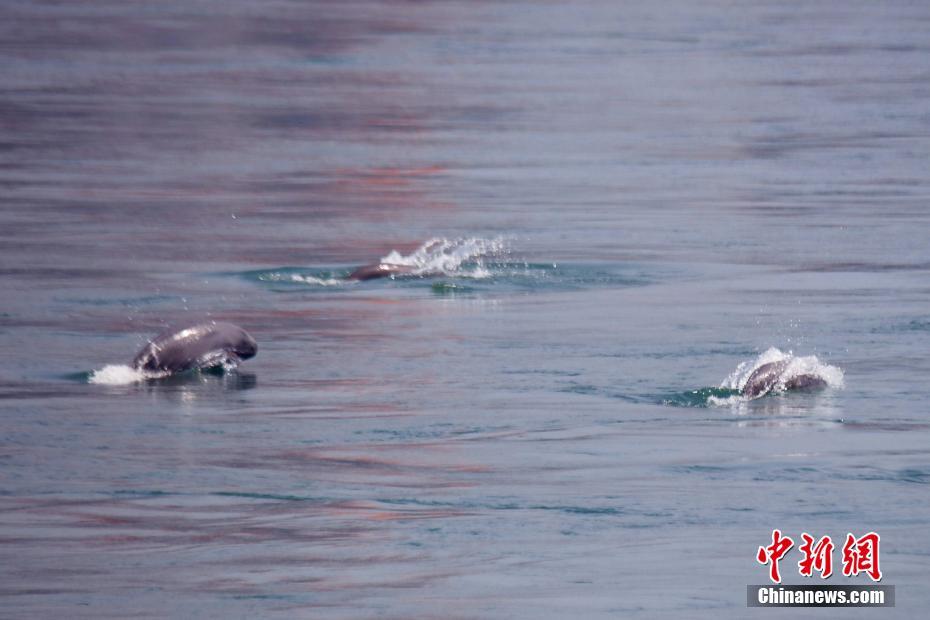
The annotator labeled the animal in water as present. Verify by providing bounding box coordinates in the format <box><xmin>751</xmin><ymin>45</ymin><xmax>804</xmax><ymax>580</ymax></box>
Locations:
<box><xmin>346</xmin><ymin>263</ymin><xmax>419</xmax><ymax>281</ymax></box>
<box><xmin>132</xmin><ymin>322</ymin><xmax>257</xmax><ymax>375</ymax></box>
<box><xmin>741</xmin><ymin>360</ymin><xmax>827</xmax><ymax>399</ymax></box>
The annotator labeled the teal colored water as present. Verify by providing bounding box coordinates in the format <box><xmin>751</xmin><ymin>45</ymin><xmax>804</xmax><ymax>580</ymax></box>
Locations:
<box><xmin>1</xmin><ymin>1</ymin><xmax>929</xmax><ymax>618</ymax></box>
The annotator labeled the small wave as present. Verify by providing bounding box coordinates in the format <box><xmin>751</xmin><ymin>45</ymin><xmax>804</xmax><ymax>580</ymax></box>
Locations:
<box><xmin>872</xmin><ymin>318</ymin><xmax>930</xmax><ymax>334</ymax></box>
<box><xmin>662</xmin><ymin>387</ymin><xmax>741</xmax><ymax>408</ymax></box>
<box><xmin>378</xmin><ymin>236</ymin><xmax>507</xmax><ymax>279</ymax></box>
<box><xmin>430</xmin><ymin>281</ymin><xmax>476</xmax><ymax>295</ymax></box>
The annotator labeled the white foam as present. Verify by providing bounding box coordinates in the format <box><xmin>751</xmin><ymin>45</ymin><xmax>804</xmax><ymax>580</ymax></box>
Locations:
<box><xmin>707</xmin><ymin>393</ymin><xmax>747</xmax><ymax>407</ymax></box>
<box><xmin>88</xmin><ymin>364</ymin><xmax>149</xmax><ymax>385</ymax></box>
<box><xmin>258</xmin><ymin>272</ymin><xmax>345</xmax><ymax>287</ymax></box>
<box><xmin>287</xmin><ymin>274</ymin><xmax>344</xmax><ymax>286</ymax></box>
<box><xmin>720</xmin><ymin>347</ymin><xmax>792</xmax><ymax>391</ymax></box>
<box><xmin>379</xmin><ymin>236</ymin><xmax>507</xmax><ymax>279</ymax></box>
<box><xmin>715</xmin><ymin>347</ymin><xmax>844</xmax><ymax>403</ymax></box>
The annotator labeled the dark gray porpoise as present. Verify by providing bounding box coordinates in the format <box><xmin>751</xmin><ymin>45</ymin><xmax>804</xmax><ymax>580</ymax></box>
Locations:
<box><xmin>741</xmin><ymin>360</ymin><xmax>827</xmax><ymax>399</ymax></box>
<box><xmin>347</xmin><ymin>263</ymin><xmax>418</xmax><ymax>281</ymax></box>
<box><xmin>132</xmin><ymin>322</ymin><xmax>257</xmax><ymax>375</ymax></box>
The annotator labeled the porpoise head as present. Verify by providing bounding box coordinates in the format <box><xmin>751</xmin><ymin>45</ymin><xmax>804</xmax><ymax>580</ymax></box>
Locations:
<box><xmin>783</xmin><ymin>373</ymin><xmax>827</xmax><ymax>392</ymax></box>
<box><xmin>231</xmin><ymin>329</ymin><xmax>258</xmax><ymax>361</ymax></box>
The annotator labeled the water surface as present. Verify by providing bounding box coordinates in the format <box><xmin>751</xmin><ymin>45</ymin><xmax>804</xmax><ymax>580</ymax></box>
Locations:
<box><xmin>2</xmin><ymin>1</ymin><xmax>930</xmax><ymax>617</ymax></box>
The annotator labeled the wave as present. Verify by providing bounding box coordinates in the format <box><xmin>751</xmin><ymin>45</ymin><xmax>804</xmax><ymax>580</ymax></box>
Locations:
<box><xmin>661</xmin><ymin>387</ymin><xmax>742</xmax><ymax>408</ymax></box>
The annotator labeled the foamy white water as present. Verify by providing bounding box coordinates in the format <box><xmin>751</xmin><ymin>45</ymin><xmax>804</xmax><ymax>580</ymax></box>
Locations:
<box><xmin>89</xmin><ymin>359</ymin><xmax>240</xmax><ymax>385</ymax></box>
<box><xmin>379</xmin><ymin>236</ymin><xmax>507</xmax><ymax>278</ymax></box>
<box><xmin>88</xmin><ymin>364</ymin><xmax>149</xmax><ymax>385</ymax></box>
<box><xmin>288</xmin><ymin>274</ymin><xmax>345</xmax><ymax>286</ymax></box>
<box><xmin>256</xmin><ymin>272</ymin><xmax>345</xmax><ymax>286</ymax></box>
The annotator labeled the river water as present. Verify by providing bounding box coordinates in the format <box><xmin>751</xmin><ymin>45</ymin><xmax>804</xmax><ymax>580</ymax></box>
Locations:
<box><xmin>1</xmin><ymin>1</ymin><xmax>929</xmax><ymax>617</ymax></box>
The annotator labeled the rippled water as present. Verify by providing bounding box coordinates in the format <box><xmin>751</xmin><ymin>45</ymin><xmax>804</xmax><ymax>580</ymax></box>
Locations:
<box><xmin>2</xmin><ymin>1</ymin><xmax>929</xmax><ymax>617</ymax></box>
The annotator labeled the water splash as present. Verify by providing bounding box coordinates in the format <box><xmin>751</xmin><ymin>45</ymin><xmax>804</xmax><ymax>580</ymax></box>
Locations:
<box><xmin>219</xmin><ymin>356</ymin><xmax>243</xmax><ymax>373</ymax></box>
<box><xmin>245</xmin><ymin>237</ymin><xmax>509</xmax><ymax>288</ymax></box>
<box><xmin>709</xmin><ymin>347</ymin><xmax>844</xmax><ymax>405</ymax></box>
<box><xmin>88</xmin><ymin>357</ymin><xmax>242</xmax><ymax>385</ymax></box>
<box><xmin>661</xmin><ymin>348</ymin><xmax>844</xmax><ymax>407</ymax></box>
<box><xmin>719</xmin><ymin>347</ymin><xmax>844</xmax><ymax>392</ymax></box>
<box><xmin>88</xmin><ymin>364</ymin><xmax>150</xmax><ymax>385</ymax></box>
<box><xmin>378</xmin><ymin>236</ymin><xmax>508</xmax><ymax>279</ymax></box>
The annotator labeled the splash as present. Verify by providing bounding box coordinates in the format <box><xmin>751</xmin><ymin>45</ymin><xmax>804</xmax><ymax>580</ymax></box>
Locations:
<box><xmin>708</xmin><ymin>347</ymin><xmax>844</xmax><ymax>405</ymax></box>
<box><xmin>88</xmin><ymin>364</ymin><xmax>150</xmax><ymax>385</ymax></box>
<box><xmin>219</xmin><ymin>356</ymin><xmax>243</xmax><ymax>373</ymax></box>
<box><xmin>378</xmin><ymin>236</ymin><xmax>508</xmax><ymax>279</ymax></box>
<box><xmin>706</xmin><ymin>392</ymin><xmax>749</xmax><ymax>407</ymax></box>
<box><xmin>248</xmin><ymin>237</ymin><xmax>509</xmax><ymax>288</ymax></box>
<box><xmin>88</xmin><ymin>358</ymin><xmax>241</xmax><ymax>385</ymax></box>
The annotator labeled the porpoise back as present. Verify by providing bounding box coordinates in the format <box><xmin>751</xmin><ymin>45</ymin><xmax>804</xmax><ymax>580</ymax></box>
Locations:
<box><xmin>741</xmin><ymin>360</ymin><xmax>789</xmax><ymax>398</ymax></box>
<box><xmin>742</xmin><ymin>359</ymin><xmax>828</xmax><ymax>398</ymax></box>
<box><xmin>347</xmin><ymin>263</ymin><xmax>418</xmax><ymax>281</ymax></box>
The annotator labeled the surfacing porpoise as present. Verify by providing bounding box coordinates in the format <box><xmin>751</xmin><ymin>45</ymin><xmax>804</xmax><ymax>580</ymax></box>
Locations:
<box><xmin>741</xmin><ymin>360</ymin><xmax>827</xmax><ymax>399</ymax></box>
<box><xmin>132</xmin><ymin>321</ymin><xmax>257</xmax><ymax>376</ymax></box>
